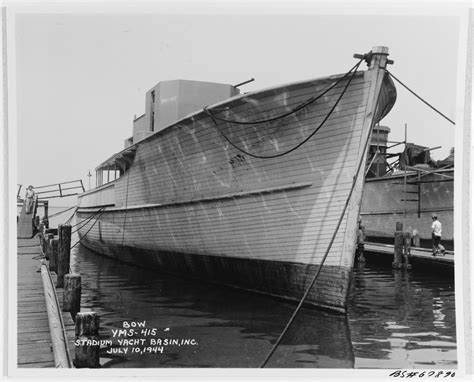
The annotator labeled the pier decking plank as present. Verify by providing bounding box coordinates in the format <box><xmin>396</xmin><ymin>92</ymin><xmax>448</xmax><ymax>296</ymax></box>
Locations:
<box><xmin>17</xmin><ymin>237</ymin><xmax>55</xmax><ymax>367</ymax></box>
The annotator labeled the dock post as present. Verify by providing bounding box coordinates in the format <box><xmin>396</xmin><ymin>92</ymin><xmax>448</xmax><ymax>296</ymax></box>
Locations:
<box><xmin>57</xmin><ymin>224</ymin><xmax>72</xmax><ymax>288</ymax></box>
<box><xmin>34</xmin><ymin>215</ymin><xmax>40</xmax><ymax>234</ymax></box>
<box><xmin>403</xmin><ymin>232</ymin><xmax>412</xmax><ymax>270</ymax></box>
<box><xmin>38</xmin><ymin>221</ymin><xmax>44</xmax><ymax>248</ymax></box>
<box><xmin>45</xmin><ymin>233</ymin><xmax>54</xmax><ymax>260</ymax></box>
<box><xmin>63</xmin><ymin>274</ymin><xmax>81</xmax><ymax>320</ymax></box>
<box><xmin>412</xmin><ymin>229</ymin><xmax>420</xmax><ymax>247</ymax></box>
<box><xmin>74</xmin><ymin>312</ymin><xmax>100</xmax><ymax>368</ymax></box>
<box><xmin>43</xmin><ymin>201</ymin><xmax>49</xmax><ymax>228</ymax></box>
<box><xmin>49</xmin><ymin>238</ymin><xmax>59</xmax><ymax>273</ymax></box>
<box><xmin>393</xmin><ymin>222</ymin><xmax>404</xmax><ymax>269</ymax></box>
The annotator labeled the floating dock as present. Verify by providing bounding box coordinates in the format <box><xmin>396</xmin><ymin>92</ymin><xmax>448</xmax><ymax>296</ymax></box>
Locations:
<box><xmin>363</xmin><ymin>241</ymin><xmax>454</xmax><ymax>270</ymax></box>
<box><xmin>17</xmin><ymin>236</ymin><xmax>75</xmax><ymax>368</ymax></box>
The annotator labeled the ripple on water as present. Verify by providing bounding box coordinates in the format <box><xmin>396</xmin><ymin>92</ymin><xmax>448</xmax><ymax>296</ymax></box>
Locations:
<box><xmin>68</xmin><ymin>243</ymin><xmax>456</xmax><ymax>369</ymax></box>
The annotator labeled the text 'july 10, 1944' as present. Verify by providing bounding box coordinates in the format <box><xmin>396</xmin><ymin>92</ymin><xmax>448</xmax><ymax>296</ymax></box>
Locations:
<box><xmin>75</xmin><ymin>320</ymin><xmax>199</xmax><ymax>356</ymax></box>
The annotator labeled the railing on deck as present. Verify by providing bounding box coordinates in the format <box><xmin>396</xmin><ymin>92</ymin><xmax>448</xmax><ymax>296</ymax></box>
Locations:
<box><xmin>34</xmin><ymin>180</ymin><xmax>85</xmax><ymax>199</ymax></box>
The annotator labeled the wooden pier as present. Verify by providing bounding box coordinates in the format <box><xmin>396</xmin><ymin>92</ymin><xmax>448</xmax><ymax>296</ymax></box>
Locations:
<box><xmin>363</xmin><ymin>241</ymin><xmax>454</xmax><ymax>270</ymax></box>
<box><xmin>17</xmin><ymin>236</ymin><xmax>75</xmax><ymax>368</ymax></box>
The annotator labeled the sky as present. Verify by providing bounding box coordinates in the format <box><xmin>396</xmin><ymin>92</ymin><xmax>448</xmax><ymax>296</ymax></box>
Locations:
<box><xmin>10</xmin><ymin>3</ymin><xmax>466</xmax><ymax>205</ymax></box>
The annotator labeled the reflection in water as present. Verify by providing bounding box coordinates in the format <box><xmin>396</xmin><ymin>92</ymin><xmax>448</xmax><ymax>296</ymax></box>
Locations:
<box><xmin>348</xmin><ymin>262</ymin><xmax>456</xmax><ymax>369</ymax></box>
<box><xmin>71</xmin><ymin>245</ymin><xmax>354</xmax><ymax>368</ymax></box>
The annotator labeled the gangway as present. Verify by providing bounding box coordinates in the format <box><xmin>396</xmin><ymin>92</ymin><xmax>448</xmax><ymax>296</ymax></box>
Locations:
<box><xmin>17</xmin><ymin>179</ymin><xmax>84</xmax><ymax>239</ymax></box>
<box><xmin>17</xmin><ymin>196</ymin><xmax>38</xmax><ymax>239</ymax></box>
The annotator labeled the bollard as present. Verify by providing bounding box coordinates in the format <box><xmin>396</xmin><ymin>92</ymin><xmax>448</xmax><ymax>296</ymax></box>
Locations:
<box><xmin>49</xmin><ymin>238</ymin><xmax>58</xmax><ymax>273</ymax></box>
<box><xmin>393</xmin><ymin>222</ymin><xmax>404</xmax><ymax>269</ymax></box>
<box><xmin>57</xmin><ymin>224</ymin><xmax>72</xmax><ymax>288</ymax></box>
<box><xmin>63</xmin><ymin>274</ymin><xmax>81</xmax><ymax>320</ymax></box>
<box><xmin>74</xmin><ymin>312</ymin><xmax>100</xmax><ymax>368</ymax></box>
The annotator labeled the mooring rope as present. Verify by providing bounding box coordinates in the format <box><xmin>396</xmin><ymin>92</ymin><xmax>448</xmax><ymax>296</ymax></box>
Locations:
<box><xmin>69</xmin><ymin>207</ymin><xmax>104</xmax><ymax>231</ymax></box>
<box><xmin>64</xmin><ymin>207</ymin><xmax>79</xmax><ymax>225</ymax></box>
<box><xmin>259</xmin><ymin>83</ymin><xmax>381</xmax><ymax>368</ymax></box>
<box><xmin>206</xmin><ymin>59</ymin><xmax>364</xmax><ymax>159</ymax></box>
<box><xmin>386</xmin><ymin>70</ymin><xmax>455</xmax><ymax>125</ymax></box>
<box><xmin>70</xmin><ymin>207</ymin><xmax>105</xmax><ymax>235</ymax></box>
<box><xmin>70</xmin><ymin>209</ymin><xmax>105</xmax><ymax>249</ymax></box>
<box><xmin>47</xmin><ymin>205</ymin><xmax>77</xmax><ymax>220</ymax></box>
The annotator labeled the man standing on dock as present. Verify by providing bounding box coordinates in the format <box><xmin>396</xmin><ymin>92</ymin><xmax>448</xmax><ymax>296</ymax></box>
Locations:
<box><xmin>25</xmin><ymin>185</ymin><xmax>36</xmax><ymax>214</ymax></box>
<box><xmin>431</xmin><ymin>214</ymin><xmax>445</xmax><ymax>256</ymax></box>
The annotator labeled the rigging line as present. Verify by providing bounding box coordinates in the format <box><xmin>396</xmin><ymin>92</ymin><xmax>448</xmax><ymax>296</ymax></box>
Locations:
<box><xmin>259</xmin><ymin>78</ymin><xmax>382</xmax><ymax>368</ymax></box>
<box><xmin>386</xmin><ymin>70</ymin><xmax>455</xmax><ymax>125</ymax></box>
<box><xmin>71</xmin><ymin>207</ymin><xmax>105</xmax><ymax>237</ymax></box>
<box><xmin>209</xmin><ymin>60</ymin><xmax>363</xmax><ymax>160</ymax></box>
<box><xmin>70</xmin><ymin>207</ymin><xmax>105</xmax><ymax>235</ymax></box>
<box><xmin>64</xmin><ymin>207</ymin><xmax>79</xmax><ymax>225</ymax></box>
<box><xmin>204</xmin><ymin>59</ymin><xmax>364</xmax><ymax>125</ymax></box>
<box><xmin>47</xmin><ymin>205</ymin><xmax>77</xmax><ymax>220</ymax></box>
<box><xmin>69</xmin><ymin>207</ymin><xmax>104</xmax><ymax>230</ymax></box>
<box><xmin>70</xmin><ymin>209</ymin><xmax>105</xmax><ymax>249</ymax></box>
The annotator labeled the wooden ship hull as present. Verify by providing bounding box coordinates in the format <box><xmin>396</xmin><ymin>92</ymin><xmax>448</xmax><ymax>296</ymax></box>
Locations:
<box><xmin>76</xmin><ymin>47</ymin><xmax>396</xmax><ymax>313</ymax></box>
<box><xmin>361</xmin><ymin>169</ymin><xmax>454</xmax><ymax>247</ymax></box>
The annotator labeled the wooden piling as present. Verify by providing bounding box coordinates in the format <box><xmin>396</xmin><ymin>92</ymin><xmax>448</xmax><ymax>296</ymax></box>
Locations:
<box><xmin>403</xmin><ymin>232</ymin><xmax>412</xmax><ymax>270</ymax></box>
<box><xmin>57</xmin><ymin>224</ymin><xmax>72</xmax><ymax>288</ymax></box>
<box><xmin>74</xmin><ymin>312</ymin><xmax>100</xmax><ymax>368</ymax></box>
<box><xmin>49</xmin><ymin>238</ymin><xmax>59</xmax><ymax>273</ymax></box>
<box><xmin>34</xmin><ymin>215</ymin><xmax>40</xmax><ymax>232</ymax></box>
<box><xmin>44</xmin><ymin>201</ymin><xmax>49</xmax><ymax>227</ymax></box>
<box><xmin>393</xmin><ymin>222</ymin><xmax>404</xmax><ymax>269</ymax></box>
<box><xmin>412</xmin><ymin>229</ymin><xmax>421</xmax><ymax>247</ymax></box>
<box><xmin>63</xmin><ymin>274</ymin><xmax>81</xmax><ymax>320</ymax></box>
<box><xmin>38</xmin><ymin>221</ymin><xmax>44</xmax><ymax>245</ymax></box>
<box><xmin>45</xmin><ymin>233</ymin><xmax>54</xmax><ymax>260</ymax></box>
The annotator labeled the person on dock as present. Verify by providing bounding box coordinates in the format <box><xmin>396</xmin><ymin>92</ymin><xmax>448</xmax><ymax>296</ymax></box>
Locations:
<box><xmin>431</xmin><ymin>214</ymin><xmax>445</xmax><ymax>256</ymax></box>
<box><xmin>25</xmin><ymin>185</ymin><xmax>36</xmax><ymax>214</ymax></box>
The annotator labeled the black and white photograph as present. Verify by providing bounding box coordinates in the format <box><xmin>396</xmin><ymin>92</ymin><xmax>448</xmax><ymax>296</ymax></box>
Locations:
<box><xmin>1</xmin><ymin>1</ymin><xmax>472</xmax><ymax>379</ymax></box>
